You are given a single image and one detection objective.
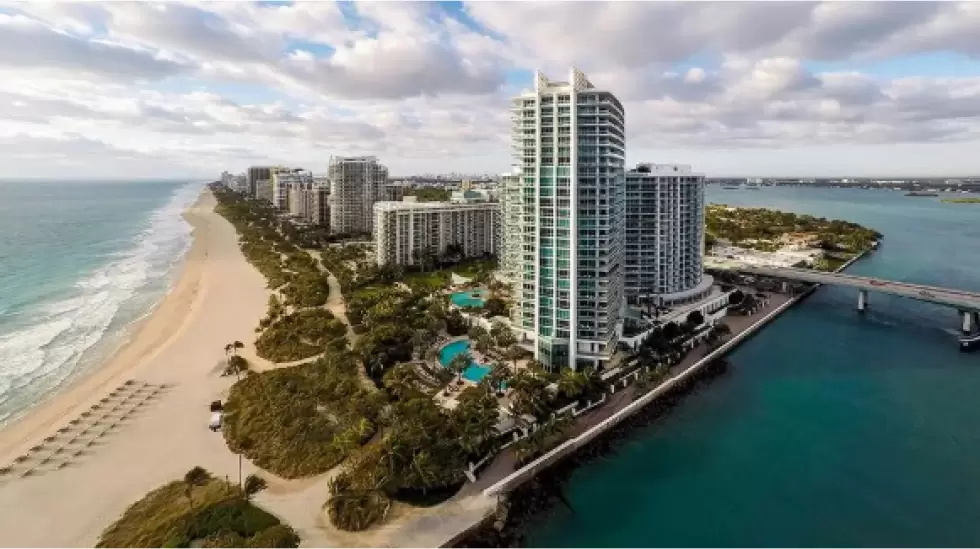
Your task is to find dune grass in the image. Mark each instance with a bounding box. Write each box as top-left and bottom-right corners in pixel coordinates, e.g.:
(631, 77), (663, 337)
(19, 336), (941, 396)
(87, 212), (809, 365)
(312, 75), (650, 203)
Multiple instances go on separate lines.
(96, 473), (298, 548)
(255, 309), (347, 362)
(222, 352), (386, 478)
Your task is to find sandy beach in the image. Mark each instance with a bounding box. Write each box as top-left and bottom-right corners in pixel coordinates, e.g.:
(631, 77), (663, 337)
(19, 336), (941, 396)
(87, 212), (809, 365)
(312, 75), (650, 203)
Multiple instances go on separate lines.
(0, 190), (271, 546)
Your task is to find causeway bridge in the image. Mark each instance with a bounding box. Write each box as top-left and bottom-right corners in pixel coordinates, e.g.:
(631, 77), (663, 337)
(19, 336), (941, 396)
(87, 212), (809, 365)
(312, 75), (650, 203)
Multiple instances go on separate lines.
(738, 265), (980, 349)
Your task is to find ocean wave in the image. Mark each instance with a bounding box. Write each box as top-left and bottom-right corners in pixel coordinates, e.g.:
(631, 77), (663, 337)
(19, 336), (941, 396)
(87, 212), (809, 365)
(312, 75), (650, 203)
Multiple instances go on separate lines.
(0, 181), (203, 423)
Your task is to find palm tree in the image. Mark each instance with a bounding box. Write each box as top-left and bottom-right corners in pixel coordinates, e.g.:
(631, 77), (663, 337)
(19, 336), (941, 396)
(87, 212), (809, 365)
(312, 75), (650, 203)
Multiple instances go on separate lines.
(383, 365), (419, 401)
(447, 352), (470, 384)
(557, 368), (588, 399)
(509, 369), (551, 422)
(504, 345), (523, 368)
(482, 362), (511, 396)
(183, 466), (209, 507)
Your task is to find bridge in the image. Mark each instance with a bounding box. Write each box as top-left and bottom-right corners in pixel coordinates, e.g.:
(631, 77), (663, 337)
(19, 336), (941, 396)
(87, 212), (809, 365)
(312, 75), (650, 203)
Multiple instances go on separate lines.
(737, 265), (980, 349)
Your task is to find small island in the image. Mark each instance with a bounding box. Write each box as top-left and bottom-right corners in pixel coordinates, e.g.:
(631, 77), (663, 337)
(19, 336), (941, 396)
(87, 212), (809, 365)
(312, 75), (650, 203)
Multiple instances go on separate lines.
(941, 197), (980, 204)
(706, 205), (881, 272)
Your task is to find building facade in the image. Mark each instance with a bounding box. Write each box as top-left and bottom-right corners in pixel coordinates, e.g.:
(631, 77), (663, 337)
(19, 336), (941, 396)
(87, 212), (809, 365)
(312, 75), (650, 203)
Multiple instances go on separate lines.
(311, 186), (330, 226)
(624, 163), (710, 307)
(506, 68), (626, 370)
(288, 185), (313, 220)
(247, 166), (272, 198)
(498, 168), (522, 284)
(328, 156), (389, 235)
(272, 168), (311, 211)
(374, 198), (500, 267)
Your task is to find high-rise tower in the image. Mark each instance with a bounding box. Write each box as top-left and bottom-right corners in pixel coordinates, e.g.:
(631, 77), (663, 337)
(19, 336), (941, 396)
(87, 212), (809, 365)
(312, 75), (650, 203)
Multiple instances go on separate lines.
(506, 68), (626, 370)
(328, 156), (389, 235)
(624, 163), (710, 307)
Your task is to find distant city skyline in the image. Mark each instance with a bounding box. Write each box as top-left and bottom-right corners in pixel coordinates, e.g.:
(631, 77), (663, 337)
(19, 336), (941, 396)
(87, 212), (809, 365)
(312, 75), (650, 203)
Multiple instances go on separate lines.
(2, 2), (980, 178)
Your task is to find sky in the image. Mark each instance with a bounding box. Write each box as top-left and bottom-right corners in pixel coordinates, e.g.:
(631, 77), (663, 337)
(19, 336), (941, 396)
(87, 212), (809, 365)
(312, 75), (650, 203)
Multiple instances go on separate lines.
(2, 1), (980, 179)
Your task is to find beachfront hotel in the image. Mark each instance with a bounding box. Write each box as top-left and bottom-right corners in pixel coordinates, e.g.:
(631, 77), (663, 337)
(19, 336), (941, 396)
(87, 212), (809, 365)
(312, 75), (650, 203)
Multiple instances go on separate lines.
(624, 163), (712, 306)
(328, 156), (389, 235)
(505, 68), (626, 370)
(373, 196), (500, 267)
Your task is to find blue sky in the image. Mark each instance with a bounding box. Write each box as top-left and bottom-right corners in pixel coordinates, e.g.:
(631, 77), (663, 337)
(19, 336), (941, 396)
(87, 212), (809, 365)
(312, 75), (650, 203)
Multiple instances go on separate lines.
(1, 1), (979, 178)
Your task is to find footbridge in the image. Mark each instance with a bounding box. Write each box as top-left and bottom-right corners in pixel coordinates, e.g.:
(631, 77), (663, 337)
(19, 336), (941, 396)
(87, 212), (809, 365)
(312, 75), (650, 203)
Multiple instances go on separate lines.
(738, 265), (980, 350)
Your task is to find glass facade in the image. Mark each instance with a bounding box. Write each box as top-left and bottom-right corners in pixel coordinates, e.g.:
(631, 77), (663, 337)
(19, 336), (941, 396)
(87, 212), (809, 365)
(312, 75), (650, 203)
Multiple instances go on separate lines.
(505, 69), (625, 370)
(623, 164), (705, 303)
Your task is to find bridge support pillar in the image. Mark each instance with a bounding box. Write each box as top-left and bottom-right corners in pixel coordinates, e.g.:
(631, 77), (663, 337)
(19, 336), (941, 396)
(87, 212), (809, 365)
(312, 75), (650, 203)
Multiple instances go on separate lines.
(857, 289), (868, 313)
(963, 311), (977, 334)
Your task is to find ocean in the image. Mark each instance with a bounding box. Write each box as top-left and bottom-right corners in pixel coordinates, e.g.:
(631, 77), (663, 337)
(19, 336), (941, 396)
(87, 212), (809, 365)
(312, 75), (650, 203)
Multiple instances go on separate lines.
(527, 187), (980, 547)
(0, 180), (202, 427)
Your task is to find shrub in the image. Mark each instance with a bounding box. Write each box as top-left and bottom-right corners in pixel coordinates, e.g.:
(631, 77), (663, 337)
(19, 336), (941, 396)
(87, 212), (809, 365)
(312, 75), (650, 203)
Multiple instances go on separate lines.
(255, 309), (347, 362)
(97, 474), (298, 548)
(223, 355), (249, 377)
(325, 473), (390, 532)
(243, 475), (267, 498)
(222, 354), (384, 478)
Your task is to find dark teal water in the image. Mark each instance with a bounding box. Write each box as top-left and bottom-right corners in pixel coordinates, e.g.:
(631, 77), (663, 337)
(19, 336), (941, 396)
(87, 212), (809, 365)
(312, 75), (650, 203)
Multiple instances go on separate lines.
(527, 187), (980, 547)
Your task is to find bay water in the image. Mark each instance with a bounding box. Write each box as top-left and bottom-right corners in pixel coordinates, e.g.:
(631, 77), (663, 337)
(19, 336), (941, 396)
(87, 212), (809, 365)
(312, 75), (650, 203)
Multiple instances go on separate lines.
(0, 180), (202, 427)
(527, 187), (980, 547)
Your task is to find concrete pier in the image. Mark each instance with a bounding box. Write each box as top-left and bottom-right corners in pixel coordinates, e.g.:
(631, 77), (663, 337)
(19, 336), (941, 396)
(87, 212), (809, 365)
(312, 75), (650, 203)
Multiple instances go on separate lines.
(857, 289), (868, 312)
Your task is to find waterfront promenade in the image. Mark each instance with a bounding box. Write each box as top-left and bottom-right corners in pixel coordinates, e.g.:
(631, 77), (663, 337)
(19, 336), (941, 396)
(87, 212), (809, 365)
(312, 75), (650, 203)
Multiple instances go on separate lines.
(414, 291), (799, 547)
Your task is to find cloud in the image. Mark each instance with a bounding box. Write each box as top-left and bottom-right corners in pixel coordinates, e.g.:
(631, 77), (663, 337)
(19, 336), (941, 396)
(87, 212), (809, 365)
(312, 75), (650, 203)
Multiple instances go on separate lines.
(1, 1), (980, 178)
(0, 14), (190, 81)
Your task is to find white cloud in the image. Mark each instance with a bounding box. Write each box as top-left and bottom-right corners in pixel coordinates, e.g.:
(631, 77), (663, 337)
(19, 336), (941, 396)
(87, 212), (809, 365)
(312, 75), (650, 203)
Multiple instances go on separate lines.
(1, 1), (980, 178)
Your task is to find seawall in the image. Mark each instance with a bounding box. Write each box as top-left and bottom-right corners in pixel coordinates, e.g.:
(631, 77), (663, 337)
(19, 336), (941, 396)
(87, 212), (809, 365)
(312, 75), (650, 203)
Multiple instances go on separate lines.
(482, 247), (872, 498)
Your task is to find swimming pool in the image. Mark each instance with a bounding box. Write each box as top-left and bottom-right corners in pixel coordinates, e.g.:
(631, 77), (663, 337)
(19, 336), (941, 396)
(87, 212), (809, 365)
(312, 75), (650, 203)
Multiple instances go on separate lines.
(438, 339), (491, 383)
(450, 288), (488, 308)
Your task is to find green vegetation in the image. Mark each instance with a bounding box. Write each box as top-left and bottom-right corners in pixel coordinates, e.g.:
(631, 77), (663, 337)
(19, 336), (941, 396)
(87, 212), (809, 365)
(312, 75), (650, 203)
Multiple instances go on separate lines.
(222, 352), (385, 478)
(210, 185), (525, 532)
(403, 187), (452, 202)
(255, 309), (347, 362)
(97, 469), (298, 548)
(706, 205), (881, 255)
(327, 391), (501, 531)
(212, 188), (334, 363)
(942, 197), (980, 204)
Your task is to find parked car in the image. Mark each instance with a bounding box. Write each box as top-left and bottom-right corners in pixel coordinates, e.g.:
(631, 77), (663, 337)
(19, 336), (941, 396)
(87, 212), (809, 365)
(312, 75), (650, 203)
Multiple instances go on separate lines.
(209, 400), (223, 431)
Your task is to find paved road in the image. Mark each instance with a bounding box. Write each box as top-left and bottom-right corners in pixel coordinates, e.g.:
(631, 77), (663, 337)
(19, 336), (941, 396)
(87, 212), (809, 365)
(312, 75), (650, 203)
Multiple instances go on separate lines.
(740, 265), (980, 311)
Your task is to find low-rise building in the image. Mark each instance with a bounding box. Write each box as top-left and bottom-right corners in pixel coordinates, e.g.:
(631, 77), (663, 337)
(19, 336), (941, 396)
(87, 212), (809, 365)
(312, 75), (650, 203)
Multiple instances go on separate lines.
(373, 198), (500, 267)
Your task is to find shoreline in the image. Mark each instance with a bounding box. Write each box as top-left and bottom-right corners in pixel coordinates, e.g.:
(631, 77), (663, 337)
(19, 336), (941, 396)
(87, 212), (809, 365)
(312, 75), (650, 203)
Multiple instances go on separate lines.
(0, 189), (272, 546)
(0, 190), (207, 457)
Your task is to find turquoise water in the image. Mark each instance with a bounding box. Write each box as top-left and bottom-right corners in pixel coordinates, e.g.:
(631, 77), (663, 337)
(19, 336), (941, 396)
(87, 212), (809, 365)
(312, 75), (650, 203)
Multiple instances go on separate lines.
(0, 180), (202, 426)
(527, 187), (980, 547)
(451, 288), (488, 308)
(438, 339), (492, 382)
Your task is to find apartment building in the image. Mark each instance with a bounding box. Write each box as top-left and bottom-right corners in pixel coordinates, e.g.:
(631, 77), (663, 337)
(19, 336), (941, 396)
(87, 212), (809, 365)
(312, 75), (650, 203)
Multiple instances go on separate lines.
(328, 156), (389, 235)
(506, 68), (626, 370)
(624, 163), (710, 307)
(272, 168), (312, 211)
(498, 168), (522, 284)
(373, 197), (500, 267)
(246, 166), (272, 198)
(310, 186), (330, 226)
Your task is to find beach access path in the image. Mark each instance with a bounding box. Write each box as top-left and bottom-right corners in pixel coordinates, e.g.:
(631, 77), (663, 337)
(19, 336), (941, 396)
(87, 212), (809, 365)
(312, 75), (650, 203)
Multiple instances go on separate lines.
(0, 190), (273, 546)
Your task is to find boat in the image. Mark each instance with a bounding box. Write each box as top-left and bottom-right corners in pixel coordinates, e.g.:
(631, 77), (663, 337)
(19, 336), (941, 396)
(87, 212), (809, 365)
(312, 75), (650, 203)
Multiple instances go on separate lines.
(905, 191), (939, 197)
